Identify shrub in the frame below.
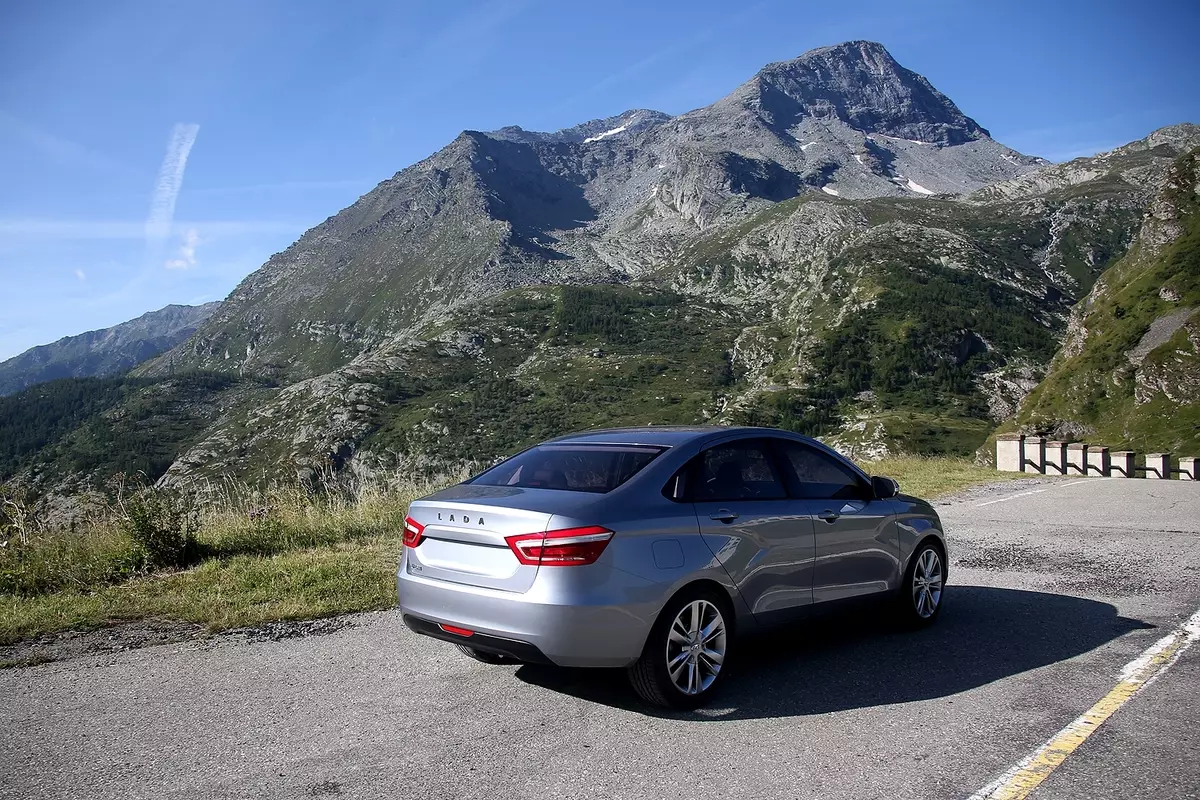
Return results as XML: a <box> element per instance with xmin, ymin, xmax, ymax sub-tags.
<box><xmin>112</xmin><ymin>479</ymin><xmax>201</xmax><ymax>570</ymax></box>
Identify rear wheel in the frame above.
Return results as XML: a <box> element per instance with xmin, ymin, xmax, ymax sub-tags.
<box><xmin>898</xmin><ymin>541</ymin><xmax>944</xmax><ymax>626</ymax></box>
<box><xmin>628</xmin><ymin>587</ymin><xmax>732</xmax><ymax>709</ymax></box>
<box><xmin>455</xmin><ymin>644</ymin><xmax>520</xmax><ymax>665</ymax></box>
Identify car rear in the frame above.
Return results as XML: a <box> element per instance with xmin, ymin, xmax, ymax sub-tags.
<box><xmin>396</xmin><ymin>442</ymin><xmax>671</xmax><ymax>667</ymax></box>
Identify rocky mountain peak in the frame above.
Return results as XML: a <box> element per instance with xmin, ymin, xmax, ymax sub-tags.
<box><xmin>487</xmin><ymin>109</ymin><xmax>672</xmax><ymax>145</ymax></box>
<box><xmin>725</xmin><ymin>39</ymin><xmax>988</xmax><ymax>145</ymax></box>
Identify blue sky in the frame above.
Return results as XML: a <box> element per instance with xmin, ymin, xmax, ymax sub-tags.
<box><xmin>1</xmin><ymin>0</ymin><xmax>1198</xmax><ymax>360</ymax></box>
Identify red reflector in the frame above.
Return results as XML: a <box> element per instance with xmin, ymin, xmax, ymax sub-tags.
<box><xmin>403</xmin><ymin>516</ymin><xmax>425</xmax><ymax>548</ymax></box>
<box><xmin>505</xmin><ymin>526</ymin><xmax>614</xmax><ymax>566</ymax></box>
<box><xmin>439</xmin><ymin>624</ymin><xmax>474</xmax><ymax>637</ymax></box>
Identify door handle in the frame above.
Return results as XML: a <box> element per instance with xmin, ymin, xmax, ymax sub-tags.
<box><xmin>817</xmin><ymin>510</ymin><xmax>839</xmax><ymax>523</ymax></box>
<box><xmin>709</xmin><ymin>510</ymin><xmax>739</xmax><ymax>523</ymax></box>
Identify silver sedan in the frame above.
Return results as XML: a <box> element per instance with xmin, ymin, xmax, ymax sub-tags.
<box><xmin>398</xmin><ymin>426</ymin><xmax>946</xmax><ymax>708</ymax></box>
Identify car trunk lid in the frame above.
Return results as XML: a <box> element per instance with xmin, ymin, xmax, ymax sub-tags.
<box><xmin>405</xmin><ymin>490</ymin><xmax>561</xmax><ymax>593</ymax></box>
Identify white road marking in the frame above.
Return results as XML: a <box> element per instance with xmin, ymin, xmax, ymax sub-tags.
<box><xmin>968</xmin><ymin>607</ymin><xmax>1200</xmax><ymax>800</ymax></box>
<box><xmin>976</xmin><ymin>490</ymin><xmax>1046</xmax><ymax>507</ymax></box>
<box><xmin>975</xmin><ymin>478</ymin><xmax>1099</xmax><ymax>507</ymax></box>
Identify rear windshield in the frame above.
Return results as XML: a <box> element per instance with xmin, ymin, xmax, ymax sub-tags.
<box><xmin>469</xmin><ymin>444</ymin><xmax>666</xmax><ymax>494</ymax></box>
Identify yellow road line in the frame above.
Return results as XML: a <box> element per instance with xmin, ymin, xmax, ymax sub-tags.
<box><xmin>969</xmin><ymin>607</ymin><xmax>1200</xmax><ymax>800</ymax></box>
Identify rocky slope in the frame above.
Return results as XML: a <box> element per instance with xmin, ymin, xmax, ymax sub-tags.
<box><xmin>5</xmin><ymin>42</ymin><xmax>1198</xmax><ymax>492</ymax></box>
<box><xmin>1007</xmin><ymin>148</ymin><xmax>1200</xmax><ymax>453</ymax></box>
<box><xmin>138</xmin><ymin>41</ymin><xmax>1043</xmax><ymax>386</ymax></box>
<box><xmin>0</xmin><ymin>303</ymin><xmax>220</xmax><ymax>396</ymax></box>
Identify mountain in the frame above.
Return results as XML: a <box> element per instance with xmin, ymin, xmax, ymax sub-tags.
<box><xmin>3</xmin><ymin>41</ymin><xmax>1197</xmax><ymax>494</ymax></box>
<box><xmin>137</xmin><ymin>41</ymin><xmax>1044</xmax><ymax>386</ymax></box>
<box><xmin>0</xmin><ymin>303</ymin><xmax>220</xmax><ymax>397</ymax></box>
<box><xmin>1006</xmin><ymin>148</ymin><xmax>1200</xmax><ymax>452</ymax></box>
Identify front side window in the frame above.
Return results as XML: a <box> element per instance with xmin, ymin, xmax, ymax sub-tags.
<box><xmin>470</xmin><ymin>444</ymin><xmax>665</xmax><ymax>493</ymax></box>
<box><xmin>691</xmin><ymin>439</ymin><xmax>787</xmax><ymax>502</ymax></box>
<box><xmin>775</xmin><ymin>440</ymin><xmax>866</xmax><ymax>500</ymax></box>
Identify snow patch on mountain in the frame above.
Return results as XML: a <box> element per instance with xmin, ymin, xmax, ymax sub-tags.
<box><xmin>583</xmin><ymin>124</ymin><xmax>629</xmax><ymax>143</ymax></box>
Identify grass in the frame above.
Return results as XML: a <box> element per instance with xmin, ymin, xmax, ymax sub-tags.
<box><xmin>0</xmin><ymin>457</ymin><xmax>1016</xmax><ymax>646</ymax></box>
<box><xmin>0</xmin><ymin>474</ymin><xmax>451</xmax><ymax>645</ymax></box>
<box><xmin>867</xmin><ymin>456</ymin><xmax>1028</xmax><ymax>502</ymax></box>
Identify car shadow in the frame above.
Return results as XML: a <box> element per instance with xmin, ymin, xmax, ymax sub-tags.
<box><xmin>513</xmin><ymin>586</ymin><xmax>1155</xmax><ymax>720</ymax></box>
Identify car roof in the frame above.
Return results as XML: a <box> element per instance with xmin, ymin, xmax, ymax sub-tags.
<box><xmin>546</xmin><ymin>425</ymin><xmax>813</xmax><ymax>448</ymax></box>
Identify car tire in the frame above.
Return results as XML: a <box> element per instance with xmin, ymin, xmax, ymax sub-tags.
<box><xmin>628</xmin><ymin>586</ymin><xmax>733</xmax><ymax>709</ymax></box>
<box><xmin>455</xmin><ymin>644</ymin><xmax>520</xmax><ymax>665</ymax></box>
<box><xmin>898</xmin><ymin>540</ymin><xmax>945</xmax><ymax>627</ymax></box>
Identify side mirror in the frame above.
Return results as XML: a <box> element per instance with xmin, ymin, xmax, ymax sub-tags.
<box><xmin>871</xmin><ymin>475</ymin><xmax>899</xmax><ymax>499</ymax></box>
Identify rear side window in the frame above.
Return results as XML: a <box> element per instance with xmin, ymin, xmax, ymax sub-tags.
<box><xmin>470</xmin><ymin>444</ymin><xmax>665</xmax><ymax>493</ymax></box>
<box><xmin>775</xmin><ymin>440</ymin><xmax>866</xmax><ymax>500</ymax></box>
<box><xmin>691</xmin><ymin>439</ymin><xmax>787</xmax><ymax>501</ymax></box>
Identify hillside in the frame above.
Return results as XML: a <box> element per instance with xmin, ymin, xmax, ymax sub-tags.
<box><xmin>0</xmin><ymin>303</ymin><xmax>220</xmax><ymax>397</ymax></box>
<box><xmin>1008</xmin><ymin>149</ymin><xmax>1200</xmax><ymax>452</ymax></box>
<box><xmin>0</xmin><ymin>373</ymin><xmax>271</xmax><ymax>494</ymax></box>
<box><xmin>2</xmin><ymin>41</ymin><xmax>1198</xmax><ymax>494</ymax></box>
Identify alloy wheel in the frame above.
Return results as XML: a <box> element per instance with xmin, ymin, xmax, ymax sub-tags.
<box><xmin>912</xmin><ymin>548</ymin><xmax>943</xmax><ymax>619</ymax></box>
<box><xmin>664</xmin><ymin>599</ymin><xmax>727</xmax><ymax>695</ymax></box>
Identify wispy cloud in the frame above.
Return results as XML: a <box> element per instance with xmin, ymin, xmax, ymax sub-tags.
<box><xmin>73</xmin><ymin>268</ymin><xmax>86</xmax><ymax>282</ymax></box>
<box><xmin>164</xmin><ymin>228</ymin><xmax>200</xmax><ymax>270</ymax></box>
<box><xmin>0</xmin><ymin>110</ymin><xmax>135</xmax><ymax>176</ymax></box>
<box><xmin>145</xmin><ymin>123</ymin><xmax>200</xmax><ymax>255</ymax></box>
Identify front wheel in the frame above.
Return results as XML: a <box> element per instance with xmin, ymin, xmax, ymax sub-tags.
<box><xmin>628</xmin><ymin>587</ymin><xmax>732</xmax><ymax>709</ymax></box>
<box><xmin>898</xmin><ymin>541</ymin><xmax>945</xmax><ymax>626</ymax></box>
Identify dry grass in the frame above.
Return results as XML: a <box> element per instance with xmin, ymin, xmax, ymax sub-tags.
<box><xmin>869</xmin><ymin>456</ymin><xmax>1028</xmax><ymax>500</ymax></box>
<box><xmin>0</xmin><ymin>473</ymin><xmax>456</xmax><ymax>644</ymax></box>
<box><xmin>0</xmin><ymin>458</ymin><xmax>1015</xmax><ymax>645</ymax></box>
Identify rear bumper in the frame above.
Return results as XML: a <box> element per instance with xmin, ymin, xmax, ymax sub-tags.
<box><xmin>401</xmin><ymin>615</ymin><xmax>554</xmax><ymax>664</ymax></box>
<box><xmin>396</xmin><ymin>568</ymin><xmax>655</xmax><ymax>668</ymax></box>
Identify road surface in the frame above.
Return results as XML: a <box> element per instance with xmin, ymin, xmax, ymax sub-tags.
<box><xmin>3</xmin><ymin>478</ymin><xmax>1199</xmax><ymax>800</ymax></box>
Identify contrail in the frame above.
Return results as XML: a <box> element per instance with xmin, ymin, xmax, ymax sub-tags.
<box><xmin>145</xmin><ymin>122</ymin><xmax>199</xmax><ymax>255</ymax></box>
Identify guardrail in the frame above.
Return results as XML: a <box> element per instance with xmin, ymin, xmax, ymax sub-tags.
<box><xmin>996</xmin><ymin>434</ymin><xmax>1198</xmax><ymax>480</ymax></box>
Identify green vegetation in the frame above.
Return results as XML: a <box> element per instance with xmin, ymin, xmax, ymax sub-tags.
<box><xmin>731</xmin><ymin>252</ymin><xmax>1059</xmax><ymax>454</ymax></box>
<box><xmin>0</xmin><ymin>456</ymin><xmax>1006</xmax><ymax>647</ymax></box>
<box><xmin>1011</xmin><ymin>150</ymin><xmax>1200</xmax><ymax>453</ymax></box>
<box><xmin>365</xmin><ymin>285</ymin><xmax>748</xmax><ymax>466</ymax></box>
<box><xmin>870</xmin><ymin>455</ymin><xmax>1027</xmax><ymax>499</ymax></box>
<box><xmin>0</xmin><ymin>372</ymin><xmax>265</xmax><ymax>487</ymax></box>
<box><xmin>0</xmin><ymin>475</ymin><xmax>446</xmax><ymax>644</ymax></box>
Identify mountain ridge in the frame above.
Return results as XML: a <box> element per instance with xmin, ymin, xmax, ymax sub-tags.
<box><xmin>0</xmin><ymin>302</ymin><xmax>220</xmax><ymax>397</ymax></box>
<box><xmin>3</xmin><ymin>41</ymin><xmax>1196</xmax><ymax>497</ymax></box>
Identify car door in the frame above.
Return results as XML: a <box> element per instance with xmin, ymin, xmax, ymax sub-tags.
<box><xmin>772</xmin><ymin>439</ymin><xmax>900</xmax><ymax>606</ymax></box>
<box><xmin>689</xmin><ymin>438</ymin><xmax>815</xmax><ymax>623</ymax></box>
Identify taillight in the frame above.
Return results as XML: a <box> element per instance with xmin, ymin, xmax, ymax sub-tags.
<box><xmin>403</xmin><ymin>516</ymin><xmax>425</xmax><ymax>548</ymax></box>
<box><xmin>505</xmin><ymin>526</ymin><xmax>614</xmax><ymax>566</ymax></box>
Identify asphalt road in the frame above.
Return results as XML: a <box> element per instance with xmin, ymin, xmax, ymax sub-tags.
<box><xmin>3</xmin><ymin>478</ymin><xmax>1199</xmax><ymax>800</ymax></box>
